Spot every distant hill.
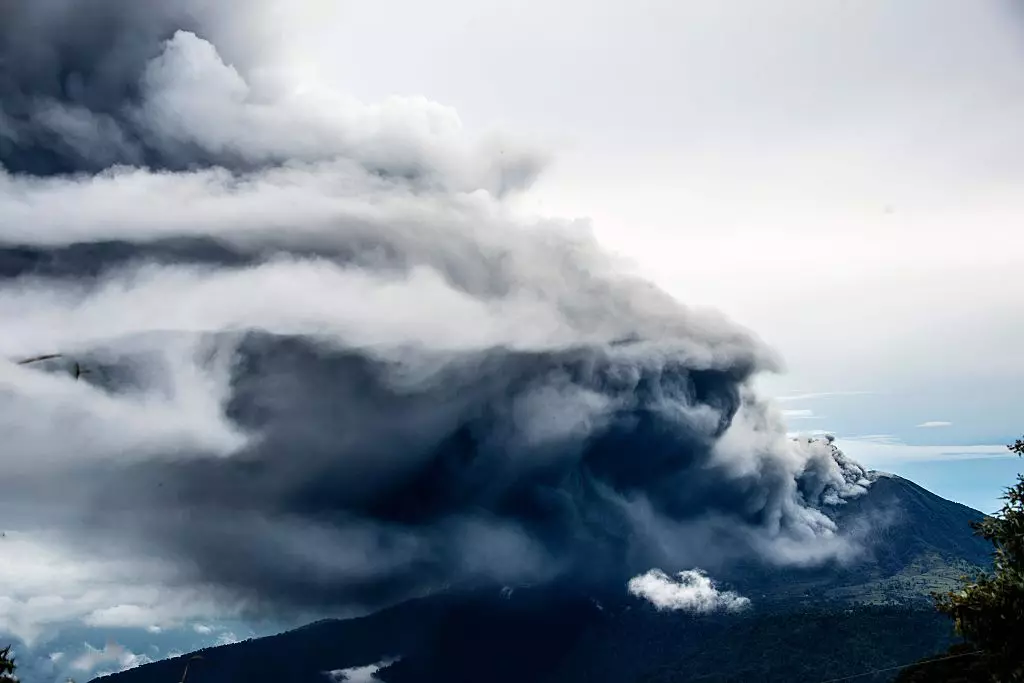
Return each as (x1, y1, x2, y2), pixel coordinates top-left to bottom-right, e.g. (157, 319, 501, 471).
(92, 473, 992, 683)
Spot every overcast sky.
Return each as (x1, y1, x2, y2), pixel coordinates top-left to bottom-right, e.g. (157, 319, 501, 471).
(285, 0, 1024, 512)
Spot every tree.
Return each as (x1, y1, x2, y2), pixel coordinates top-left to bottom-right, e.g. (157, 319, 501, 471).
(901, 437, 1024, 682)
(1, 645, 16, 682)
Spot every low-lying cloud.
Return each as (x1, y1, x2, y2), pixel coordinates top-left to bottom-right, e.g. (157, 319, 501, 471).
(0, 0, 877, 635)
(627, 569, 750, 614)
(325, 660, 394, 683)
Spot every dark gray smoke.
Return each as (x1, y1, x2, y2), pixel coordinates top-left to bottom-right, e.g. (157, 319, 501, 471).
(1, 0, 200, 174)
(0, 0, 543, 193)
(0, 0, 873, 619)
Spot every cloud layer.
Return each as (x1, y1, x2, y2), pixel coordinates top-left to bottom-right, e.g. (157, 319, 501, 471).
(1, 0, 875, 633)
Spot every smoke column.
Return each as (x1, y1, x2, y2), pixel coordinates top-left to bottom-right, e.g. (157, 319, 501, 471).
(0, 0, 874, 616)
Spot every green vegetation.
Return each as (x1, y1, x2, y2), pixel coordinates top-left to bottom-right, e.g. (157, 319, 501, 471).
(898, 437, 1024, 682)
(825, 551, 985, 606)
(559, 603, 958, 683)
(1, 645, 16, 682)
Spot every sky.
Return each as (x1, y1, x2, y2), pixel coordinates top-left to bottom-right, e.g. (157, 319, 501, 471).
(291, 0, 1024, 514)
(1, 0, 1022, 680)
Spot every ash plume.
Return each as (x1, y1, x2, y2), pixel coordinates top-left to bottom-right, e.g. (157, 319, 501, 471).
(0, 0, 874, 620)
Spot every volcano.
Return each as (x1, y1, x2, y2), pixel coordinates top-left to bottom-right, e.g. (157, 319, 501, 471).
(91, 472, 991, 683)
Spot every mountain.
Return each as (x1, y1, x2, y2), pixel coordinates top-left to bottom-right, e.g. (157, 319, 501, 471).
(724, 472, 993, 606)
(91, 474, 992, 683)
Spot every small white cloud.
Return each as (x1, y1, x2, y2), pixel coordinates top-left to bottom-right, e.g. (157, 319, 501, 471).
(193, 623, 213, 635)
(627, 568, 750, 614)
(69, 642, 152, 674)
(776, 391, 876, 403)
(216, 631, 239, 646)
(843, 434, 902, 444)
(325, 659, 395, 682)
(916, 421, 953, 428)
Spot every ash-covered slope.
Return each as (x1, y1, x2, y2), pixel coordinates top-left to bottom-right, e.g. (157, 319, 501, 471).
(91, 476, 989, 683)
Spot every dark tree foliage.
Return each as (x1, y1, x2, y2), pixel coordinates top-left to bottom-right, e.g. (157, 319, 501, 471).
(0, 645, 16, 682)
(896, 643, 992, 683)
(900, 437, 1024, 682)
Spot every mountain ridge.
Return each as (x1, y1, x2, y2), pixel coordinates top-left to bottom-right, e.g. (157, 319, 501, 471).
(90, 471, 991, 683)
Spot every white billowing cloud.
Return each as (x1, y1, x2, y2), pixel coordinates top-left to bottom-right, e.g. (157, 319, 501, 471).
(0, 260, 581, 359)
(627, 569, 750, 614)
(136, 30, 547, 197)
(325, 660, 394, 682)
(917, 421, 953, 428)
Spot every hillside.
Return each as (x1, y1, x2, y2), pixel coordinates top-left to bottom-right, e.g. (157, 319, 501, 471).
(725, 472, 993, 606)
(91, 472, 991, 683)
(822, 472, 992, 602)
(92, 593, 960, 683)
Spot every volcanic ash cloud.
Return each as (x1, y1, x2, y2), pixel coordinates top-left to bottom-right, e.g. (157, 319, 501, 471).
(0, 0, 875, 621)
